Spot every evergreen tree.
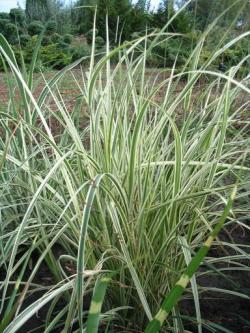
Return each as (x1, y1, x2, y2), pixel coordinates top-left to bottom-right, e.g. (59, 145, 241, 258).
(152, 0, 173, 28)
(74, 0, 97, 34)
(136, 0, 147, 11)
(26, 0, 61, 21)
(75, 0, 133, 42)
(9, 8, 26, 27)
(188, 0, 249, 31)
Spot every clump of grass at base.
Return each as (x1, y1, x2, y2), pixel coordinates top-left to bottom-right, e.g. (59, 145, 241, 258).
(0, 4, 250, 333)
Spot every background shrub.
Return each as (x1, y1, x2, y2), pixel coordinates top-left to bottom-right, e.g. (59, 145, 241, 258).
(0, 12, 9, 20)
(40, 43, 72, 69)
(28, 20, 44, 36)
(5, 23, 18, 44)
(0, 19, 9, 35)
(9, 8, 26, 27)
(85, 29, 98, 44)
(23, 35, 40, 64)
(51, 32, 62, 43)
(70, 43, 91, 61)
(58, 41, 70, 51)
(62, 33, 73, 44)
(95, 36, 105, 48)
(41, 35, 51, 46)
(46, 20, 57, 34)
(19, 34, 31, 47)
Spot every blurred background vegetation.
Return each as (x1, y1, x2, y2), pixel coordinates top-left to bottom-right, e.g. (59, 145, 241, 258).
(0, 0, 249, 70)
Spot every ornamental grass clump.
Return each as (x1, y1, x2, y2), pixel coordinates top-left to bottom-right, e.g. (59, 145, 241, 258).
(0, 2, 249, 332)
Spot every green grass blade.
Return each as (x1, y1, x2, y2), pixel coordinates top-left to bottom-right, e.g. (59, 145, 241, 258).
(86, 274, 112, 333)
(145, 188, 237, 333)
(3, 281, 73, 333)
(77, 174, 105, 330)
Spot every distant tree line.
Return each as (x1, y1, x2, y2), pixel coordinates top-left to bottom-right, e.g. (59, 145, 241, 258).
(0, 0, 249, 70)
